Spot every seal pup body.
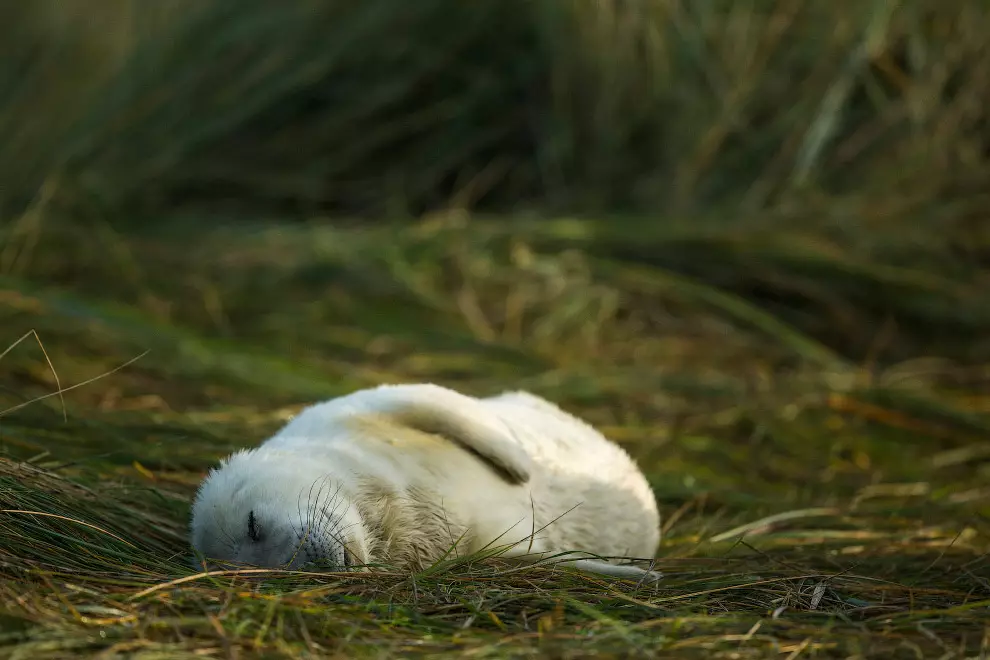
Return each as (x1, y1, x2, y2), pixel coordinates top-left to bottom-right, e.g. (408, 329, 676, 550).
(190, 384, 661, 581)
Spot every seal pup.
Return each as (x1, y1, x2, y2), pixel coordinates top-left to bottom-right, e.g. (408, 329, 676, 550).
(190, 383, 661, 582)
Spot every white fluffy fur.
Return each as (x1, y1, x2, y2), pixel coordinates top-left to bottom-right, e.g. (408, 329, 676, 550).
(190, 384, 661, 582)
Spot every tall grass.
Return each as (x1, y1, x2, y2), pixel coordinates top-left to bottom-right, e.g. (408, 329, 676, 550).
(4, 0, 990, 217)
(4, 0, 989, 363)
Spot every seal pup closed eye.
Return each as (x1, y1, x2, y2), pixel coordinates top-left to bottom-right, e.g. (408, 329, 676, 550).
(190, 383, 661, 582)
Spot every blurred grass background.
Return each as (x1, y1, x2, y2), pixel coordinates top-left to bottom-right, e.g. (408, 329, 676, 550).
(0, 1, 988, 657)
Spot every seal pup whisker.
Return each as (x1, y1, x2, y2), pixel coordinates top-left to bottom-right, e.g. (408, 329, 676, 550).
(210, 509, 238, 554)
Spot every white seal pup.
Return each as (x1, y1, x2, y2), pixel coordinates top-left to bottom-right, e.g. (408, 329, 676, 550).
(190, 383, 661, 582)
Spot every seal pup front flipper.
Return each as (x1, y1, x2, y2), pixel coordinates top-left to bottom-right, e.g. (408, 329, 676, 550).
(369, 383, 533, 485)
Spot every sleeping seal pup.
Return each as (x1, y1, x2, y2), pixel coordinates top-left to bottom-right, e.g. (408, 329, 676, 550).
(190, 383, 661, 582)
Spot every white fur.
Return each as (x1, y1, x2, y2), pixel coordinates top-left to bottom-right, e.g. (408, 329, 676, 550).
(190, 384, 662, 582)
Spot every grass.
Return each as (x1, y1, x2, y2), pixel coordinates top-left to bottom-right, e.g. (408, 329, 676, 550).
(1, 1, 989, 657)
(0, 217, 987, 658)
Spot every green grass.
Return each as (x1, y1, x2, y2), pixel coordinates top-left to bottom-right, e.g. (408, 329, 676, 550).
(1, 1, 990, 657)
(0, 217, 987, 658)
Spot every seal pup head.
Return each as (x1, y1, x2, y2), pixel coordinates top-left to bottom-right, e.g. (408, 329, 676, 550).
(189, 448, 368, 570)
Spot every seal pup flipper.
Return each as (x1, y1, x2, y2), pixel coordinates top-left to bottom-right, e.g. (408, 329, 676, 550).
(557, 559, 663, 585)
(372, 384, 534, 485)
(501, 547, 663, 584)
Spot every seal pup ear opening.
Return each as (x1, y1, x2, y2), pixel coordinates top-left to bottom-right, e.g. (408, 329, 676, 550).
(370, 384, 533, 485)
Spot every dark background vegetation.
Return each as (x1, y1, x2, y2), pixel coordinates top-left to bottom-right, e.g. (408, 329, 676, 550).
(0, 1, 987, 657)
